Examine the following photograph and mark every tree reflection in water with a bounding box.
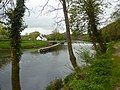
[0,50,21,90]
[11,59,21,90]
[0,50,11,69]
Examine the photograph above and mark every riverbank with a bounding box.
[0,40,48,49]
[46,41,120,90]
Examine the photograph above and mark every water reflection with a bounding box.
[0,50,21,90]
[29,45,67,56]
[11,59,21,90]
[51,45,67,56]
[0,58,10,69]
[0,50,10,69]
[11,48,21,90]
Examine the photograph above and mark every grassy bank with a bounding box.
[0,40,48,49]
[46,41,120,90]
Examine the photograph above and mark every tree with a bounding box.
[72,29,82,40]
[61,0,79,72]
[46,28,65,41]
[5,0,26,90]
[102,18,120,42]
[29,31,40,40]
[40,0,79,72]
[69,0,106,53]
[0,25,9,40]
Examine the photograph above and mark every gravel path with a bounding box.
[114,44,120,57]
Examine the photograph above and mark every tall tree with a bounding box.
[6,0,25,90]
[69,0,107,53]
[86,0,106,53]
[40,0,79,72]
[61,0,79,72]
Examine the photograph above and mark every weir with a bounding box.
[38,43,61,53]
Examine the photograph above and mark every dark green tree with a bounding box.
[46,28,65,41]
[6,0,25,90]
[102,18,120,41]
[69,0,107,53]
[0,24,9,40]
[29,31,40,41]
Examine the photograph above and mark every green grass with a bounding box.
[0,40,48,49]
[0,41,10,49]
[21,40,48,49]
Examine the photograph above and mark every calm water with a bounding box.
[0,42,93,90]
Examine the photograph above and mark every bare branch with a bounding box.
[25,5,30,16]
[40,0,49,14]
[45,7,62,14]
[0,0,15,20]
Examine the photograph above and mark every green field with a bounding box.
[0,40,48,49]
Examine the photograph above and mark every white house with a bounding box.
[36,35,47,41]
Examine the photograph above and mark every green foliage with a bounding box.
[79,34,90,41]
[5,0,26,62]
[69,0,104,33]
[0,25,9,40]
[72,34,90,41]
[64,73,76,84]
[106,41,116,54]
[21,35,30,40]
[29,31,40,40]
[69,0,107,53]
[62,56,113,90]
[46,79,63,90]
[61,42,120,90]
[46,29,65,41]
[71,29,83,40]
[102,18,120,42]
[76,48,94,65]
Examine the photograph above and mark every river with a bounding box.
[0,42,94,90]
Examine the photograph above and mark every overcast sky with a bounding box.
[21,0,117,35]
[21,0,64,35]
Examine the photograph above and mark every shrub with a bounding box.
[46,79,63,90]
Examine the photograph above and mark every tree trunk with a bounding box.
[10,27,22,90]
[88,28,98,52]
[88,14,106,53]
[62,0,78,72]
[91,17,106,53]
[8,0,25,90]
[11,47,21,90]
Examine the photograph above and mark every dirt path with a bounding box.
[114,44,120,57]
[114,43,120,90]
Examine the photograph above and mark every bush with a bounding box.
[62,55,113,90]
[46,79,63,90]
